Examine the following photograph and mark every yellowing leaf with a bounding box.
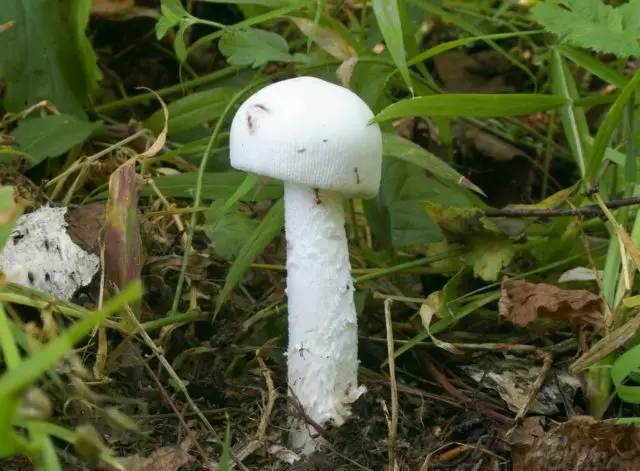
[290,17,355,60]
[468,237,515,282]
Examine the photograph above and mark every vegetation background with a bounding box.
[2,0,640,469]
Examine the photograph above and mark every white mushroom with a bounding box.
[229,76,383,453]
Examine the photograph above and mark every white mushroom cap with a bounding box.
[229,76,383,198]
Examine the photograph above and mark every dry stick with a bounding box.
[504,350,553,441]
[231,355,277,465]
[383,299,399,471]
[484,195,640,218]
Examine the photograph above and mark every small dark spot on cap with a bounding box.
[247,114,254,134]
[297,148,306,153]
[44,239,50,250]
[45,273,51,282]
[27,272,35,284]
[322,139,328,143]
[12,233,24,245]
[252,103,270,113]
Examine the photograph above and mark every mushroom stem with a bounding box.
[284,182,366,453]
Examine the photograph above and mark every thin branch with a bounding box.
[484,196,640,218]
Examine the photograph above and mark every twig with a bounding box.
[484,195,640,218]
[383,299,399,471]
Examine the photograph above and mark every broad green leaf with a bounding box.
[0,1,101,117]
[204,211,259,260]
[532,0,640,58]
[373,94,566,122]
[372,0,413,93]
[467,237,515,282]
[550,47,590,179]
[367,157,481,247]
[218,27,309,68]
[382,132,485,195]
[215,197,285,314]
[12,114,101,165]
[145,87,238,136]
[141,172,283,201]
[587,67,640,182]
[187,1,315,57]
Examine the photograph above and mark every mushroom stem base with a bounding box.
[284,183,366,454]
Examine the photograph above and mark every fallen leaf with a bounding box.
[499,279,605,328]
[118,445,191,471]
[461,354,580,414]
[290,17,355,60]
[511,416,640,471]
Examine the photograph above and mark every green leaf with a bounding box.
[467,237,515,282]
[12,114,101,165]
[372,0,413,93]
[367,157,482,248]
[145,87,239,136]
[532,0,640,58]
[141,172,283,201]
[215,197,285,315]
[0,0,101,117]
[382,132,485,195]
[373,94,567,122]
[204,210,259,260]
[218,27,309,68]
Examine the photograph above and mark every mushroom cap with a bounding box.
[229,76,383,198]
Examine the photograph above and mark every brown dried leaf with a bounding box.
[117,445,191,471]
[511,416,640,471]
[499,279,605,328]
[65,202,106,255]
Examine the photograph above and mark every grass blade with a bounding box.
[549,46,590,179]
[587,67,640,183]
[372,0,413,93]
[372,94,566,122]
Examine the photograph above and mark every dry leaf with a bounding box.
[118,445,191,471]
[511,416,640,471]
[499,279,605,328]
[290,17,355,60]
